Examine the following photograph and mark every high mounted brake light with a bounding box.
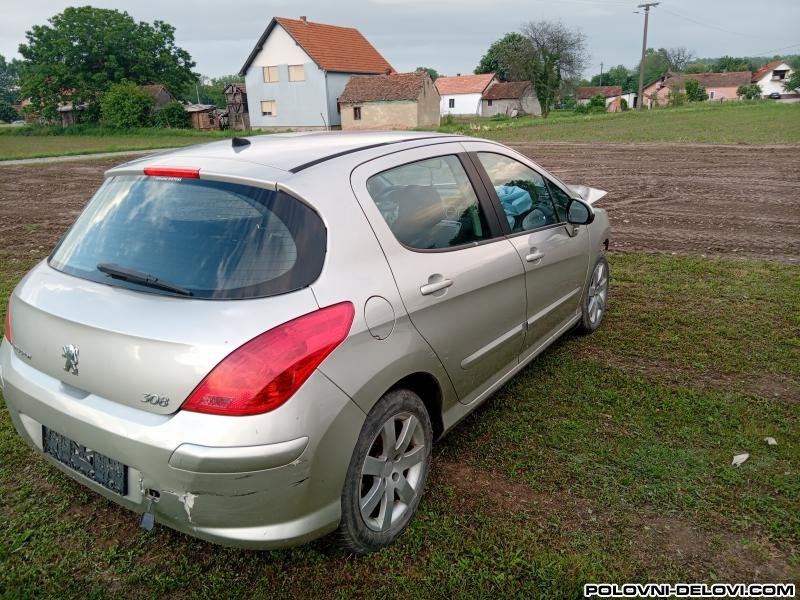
[182,302,355,416]
[143,166,200,179]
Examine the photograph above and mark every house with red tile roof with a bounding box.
[481,81,541,116]
[575,86,623,112]
[239,16,395,129]
[339,72,440,130]
[435,73,497,116]
[751,60,799,100]
[641,71,753,107]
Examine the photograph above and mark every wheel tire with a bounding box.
[337,388,433,554]
[576,255,609,334]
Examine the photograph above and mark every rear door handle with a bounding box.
[420,278,453,296]
[525,251,545,262]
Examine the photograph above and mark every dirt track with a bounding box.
[1,143,798,264]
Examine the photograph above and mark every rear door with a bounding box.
[350,144,527,403]
[463,143,590,357]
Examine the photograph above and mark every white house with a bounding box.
[435,73,497,116]
[751,60,798,100]
[239,16,395,129]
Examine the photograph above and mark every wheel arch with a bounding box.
[386,372,445,440]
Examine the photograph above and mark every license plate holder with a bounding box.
[42,426,128,496]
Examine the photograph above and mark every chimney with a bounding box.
[300,16,307,23]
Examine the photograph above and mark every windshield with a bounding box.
[49,176,326,299]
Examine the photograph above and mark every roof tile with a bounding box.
[435,73,496,95]
[339,72,432,103]
[576,86,622,100]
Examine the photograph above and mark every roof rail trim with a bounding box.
[288,135,461,173]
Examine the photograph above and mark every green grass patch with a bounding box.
[0,252,798,597]
[434,101,800,145]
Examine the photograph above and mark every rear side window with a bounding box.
[366,155,490,250]
[49,176,326,299]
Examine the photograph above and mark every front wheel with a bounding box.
[337,389,433,554]
[577,255,609,334]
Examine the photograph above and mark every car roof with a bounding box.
[117,131,466,176]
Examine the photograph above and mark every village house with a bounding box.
[339,71,440,130]
[435,73,497,116]
[642,71,752,107]
[751,60,799,101]
[238,16,394,130]
[480,81,541,117]
[183,103,224,130]
[575,85,623,112]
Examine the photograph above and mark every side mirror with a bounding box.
[566,198,594,225]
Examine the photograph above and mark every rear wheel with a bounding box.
[337,389,432,554]
[577,255,609,334]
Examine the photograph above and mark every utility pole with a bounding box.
[600,62,604,86]
[636,2,659,109]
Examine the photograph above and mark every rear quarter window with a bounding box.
[49,176,326,299]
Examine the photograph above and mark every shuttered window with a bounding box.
[261,100,277,116]
[262,66,279,82]
[288,65,305,81]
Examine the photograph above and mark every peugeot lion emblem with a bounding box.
[61,344,79,375]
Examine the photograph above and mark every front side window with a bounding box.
[448,98,455,108]
[366,155,490,250]
[49,176,326,299]
[477,152,559,232]
[288,64,305,81]
[261,100,277,116]
[263,65,279,82]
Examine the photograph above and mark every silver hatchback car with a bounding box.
[1,132,610,553]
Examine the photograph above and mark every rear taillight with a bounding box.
[182,302,354,416]
[3,300,11,344]
[143,166,200,179]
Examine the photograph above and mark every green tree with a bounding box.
[783,71,800,93]
[415,67,439,81]
[667,84,686,106]
[713,56,750,72]
[737,83,762,99]
[18,6,196,122]
[0,54,21,104]
[474,32,533,81]
[0,102,19,122]
[99,81,154,128]
[183,74,242,108]
[684,79,708,102]
[154,101,191,128]
[589,64,635,91]
[636,48,672,86]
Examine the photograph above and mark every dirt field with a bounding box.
[0,143,798,264]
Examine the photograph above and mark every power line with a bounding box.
[748,42,800,56]
[659,7,787,42]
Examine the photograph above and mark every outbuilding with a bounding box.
[435,73,497,116]
[339,72,440,130]
[481,81,541,116]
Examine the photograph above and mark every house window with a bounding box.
[288,65,305,82]
[353,106,362,120]
[448,98,455,109]
[773,70,787,80]
[487,99,493,107]
[709,90,715,99]
[261,100,277,116]
[263,66,279,83]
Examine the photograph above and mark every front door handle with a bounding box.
[525,251,545,263]
[420,278,453,296]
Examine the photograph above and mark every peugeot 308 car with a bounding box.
[1,132,610,553]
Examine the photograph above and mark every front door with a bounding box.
[465,146,590,357]
[351,144,527,403]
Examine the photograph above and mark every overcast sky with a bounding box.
[2,0,798,78]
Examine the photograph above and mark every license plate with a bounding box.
[42,426,128,496]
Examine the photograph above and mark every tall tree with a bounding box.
[589,64,635,91]
[635,48,672,86]
[713,56,750,72]
[415,67,439,81]
[18,6,197,122]
[0,54,21,104]
[515,21,589,117]
[664,47,696,71]
[474,32,533,81]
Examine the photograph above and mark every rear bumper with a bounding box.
[0,339,365,549]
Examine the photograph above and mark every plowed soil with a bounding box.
[1,143,798,263]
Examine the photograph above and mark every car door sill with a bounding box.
[460,323,526,369]
[526,287,581,328]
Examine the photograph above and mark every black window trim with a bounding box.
[465,150,576,239]
[365,151,508,254]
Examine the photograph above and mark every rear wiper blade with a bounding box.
[97,263,193,296]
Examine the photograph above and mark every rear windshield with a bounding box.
[49,176,326,299]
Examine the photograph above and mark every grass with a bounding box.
[0,126,268,161]
[1,252,797,598]
[434,101,800,145]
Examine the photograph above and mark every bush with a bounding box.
[154,101,191,128]
[100,82,154,128]
[620,97,628,111]
[737,84,762,100]
[685,79,709,102]
[588,94,606,111]
[0,102,19,123]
